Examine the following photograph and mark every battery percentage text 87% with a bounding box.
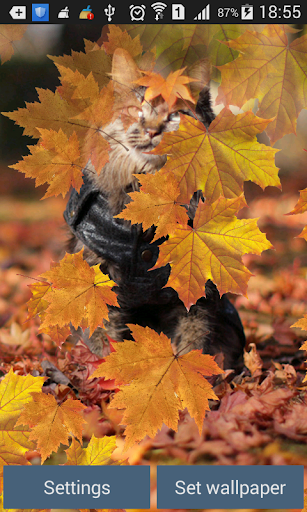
[217,7,239,17]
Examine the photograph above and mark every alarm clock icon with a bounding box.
[129,4,146,20]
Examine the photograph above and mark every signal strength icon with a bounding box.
[194,3,210,19]
[151,2,167,19]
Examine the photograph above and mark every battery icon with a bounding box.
[241,4,253,19]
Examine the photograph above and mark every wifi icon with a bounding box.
[151,2,167,19]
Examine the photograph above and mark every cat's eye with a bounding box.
[168,112,179,121]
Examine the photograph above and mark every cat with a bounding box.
[64,59,246,372]
[83,94,181,217]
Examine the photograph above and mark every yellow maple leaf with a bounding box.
[65,435,118,466]
[39,250,118,336]
[154,195,272,308]
[154,108,280,205]
[0,25,27,64]
[116,172,188,241]
[135,68,196,109]
[16,393,86,463]
[216,24,307,144]
[183,25,265,82]
[0,368,44,427]
[91,325,222,450]
[0,369,45,490]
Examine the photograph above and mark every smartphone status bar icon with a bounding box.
[32,4,49,21]
[194,4,209,19]
[58,6,69,18]
[241,4,253,19]
[9,5,26,18]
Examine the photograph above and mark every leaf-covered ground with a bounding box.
[1,164,307,511]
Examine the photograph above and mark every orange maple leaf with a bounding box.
[27,278,72,344]
[55,65,100,107]
[39,324,71,346]
[216,24,307,144]
[49,41,112,89]
[16,393,86,463]
[292,319,307,383]
[116,172,188,241]
[27,281,51,320]
[154,195,272,308]
[288,188,307,216]
[0,25,27,64]
[91,325,222,450]
[39,250,118,336]
[2,88,83,139]
[298,226,307,242]
[153,108,280,204]
[72,81,114,172]
[292,317,307,334]
[10,129,86,199]
[287,187,307,241]
[4,71,114,179]
[135,68,196,109]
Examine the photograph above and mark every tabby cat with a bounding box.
[84,95,180,217]
[65,58,246,371]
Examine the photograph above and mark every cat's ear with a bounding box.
[188,59,216,128]
[111,48,142,94]
[175,59,215,128]
[187,58,212,99]
[174,58,212,112]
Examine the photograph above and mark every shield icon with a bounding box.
[35,6,46,17]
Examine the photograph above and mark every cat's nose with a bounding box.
[146,128,159,138]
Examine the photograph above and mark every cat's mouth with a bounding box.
[135,137,163,152]
[136,142,156,151]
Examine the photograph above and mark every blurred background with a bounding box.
[0,24,105,328]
